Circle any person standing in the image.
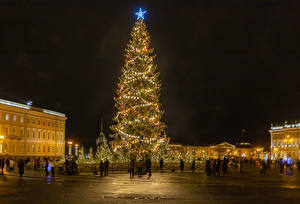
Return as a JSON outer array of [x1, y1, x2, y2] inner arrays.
[[191, 159, 195, 173], [216, 159, 221, 176], [0, 159, 4, 174], [205, 159, 211, 176], [99, 160, 104, 177], [137, 159, 143, 177], [18, 159, 24, 177], [9, 159, 14, 171], [146, 157, 152, 177], [180, 159, 184, 173], [222, 158, 228, 175], [129, 158, 135, 178], [51, 160, 55, 177], [159, 158, 164, 172], [104, 159, 109, 176]]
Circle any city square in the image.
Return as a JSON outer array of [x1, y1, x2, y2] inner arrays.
[[0, 0, 299, 203]]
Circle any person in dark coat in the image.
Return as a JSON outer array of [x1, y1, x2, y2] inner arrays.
[[180, 159, 184, 172], [137, 159, 143, 177], [205, 159, 211, 176], [222, 158, 228, 175], [146, 157, 152, 177], [215, 159, 221, 176], [18, 159, 24, 177], [129, 158, 135, 178], [99, 160, 104, 177], [104, 159, 109, 176], [191, 159, 196, 173], [159, 158, 164, 172], [0, 159, 5, 174]]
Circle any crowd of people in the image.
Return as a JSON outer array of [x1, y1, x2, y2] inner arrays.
[[2, 156, 300, 178]]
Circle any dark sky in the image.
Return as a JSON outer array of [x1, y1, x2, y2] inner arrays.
[[0, 0, 299, 148]]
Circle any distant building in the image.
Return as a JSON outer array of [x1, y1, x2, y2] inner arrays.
[[169, 141, 263, 159], [0, 98, 67, 160], [269, 121, 300, 160], [96, 118, 107, 146]]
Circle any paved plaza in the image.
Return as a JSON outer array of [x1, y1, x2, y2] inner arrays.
[[1, 168, 300, 204]]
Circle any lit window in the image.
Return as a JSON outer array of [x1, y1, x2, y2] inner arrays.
[[43, 121, 45, 126], [43, 146, 45, 152], [20, 116, 24, 123], [20, 144, 23, 152], [5, 128, 8, 136], [27, 118, 29, 123], [32, 120, 35, 124], [38, 131, 40, 139], [27, 129, 30, 137], [43, 132, 45, 139], [48, 146, 50, 152], [5, 114, 9, 120], [12, 128, 15, 136], [13, 115, 16, 122], [52, 133, 54, 140], [27, 144, 29, 152], [48, 133, 50, 140], [12, 144, 15, 152], [20, 129, 23, 136], [38, 120, 40, 125], [32, 144, 35, 152], [38, 145, 40, 152], [48, 122, 50, 126], [52, 146, 55, 153], [32, 130, 35, 139]]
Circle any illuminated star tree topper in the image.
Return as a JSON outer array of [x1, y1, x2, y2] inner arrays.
[[135, 8, 147, 20]]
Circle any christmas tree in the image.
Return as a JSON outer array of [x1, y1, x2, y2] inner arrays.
[[95, 142, 113, 162], [111, 8, 166, 156], [77, 147, 86, 164]]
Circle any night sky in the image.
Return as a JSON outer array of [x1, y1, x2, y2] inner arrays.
[[0, 0, 299, 148]]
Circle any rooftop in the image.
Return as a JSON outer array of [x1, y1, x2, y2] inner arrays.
[[0, 98, 66, 117], [270, 122, 300, 130]]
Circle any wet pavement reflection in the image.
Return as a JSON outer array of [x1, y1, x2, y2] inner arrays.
[[1, 169, 300, 203]]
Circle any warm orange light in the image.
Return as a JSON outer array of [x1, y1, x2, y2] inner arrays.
[[75, 144, 78, 147], [284, 139, 287, 142], [289, 139, 293, 143], [274, 148, 278, 151], [0, 135, 4, 139], [226, 149, 230, 152], [68, 141, 72, 145]]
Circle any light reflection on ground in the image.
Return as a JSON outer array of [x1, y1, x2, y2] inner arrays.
[[1, 168, 300, 203]]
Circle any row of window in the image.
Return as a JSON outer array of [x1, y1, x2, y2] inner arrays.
[[3, 126, 64, 141], [1, 143, 64, 154], [1, 113, 64, 128]]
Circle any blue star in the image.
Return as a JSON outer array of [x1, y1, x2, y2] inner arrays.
[[135, 8, 147, 20]]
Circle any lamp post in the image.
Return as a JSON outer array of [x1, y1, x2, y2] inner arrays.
[[74, 144, 79, 157], [67, 141, 73, 157]]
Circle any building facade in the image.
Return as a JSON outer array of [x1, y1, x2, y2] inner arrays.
[[270, 121, 300, 160], [169, 142, 264, 159], [0, 99, 67, 160]]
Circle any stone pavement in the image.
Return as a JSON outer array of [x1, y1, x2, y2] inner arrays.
[[1, 168, 300, 204]]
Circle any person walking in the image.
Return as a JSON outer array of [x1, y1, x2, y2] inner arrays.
[[137, 159, 143, 177], [129, 158, 135, 178], [104, 159, 109, 176], [159, 158, 164, 172], [146, 157, 152, 177], [180, 159, 184, 173], [191, 159, 196, 173], [45, 159, 49, 176], [18, 159, 24, 177], [99, 160, 104, 177]]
